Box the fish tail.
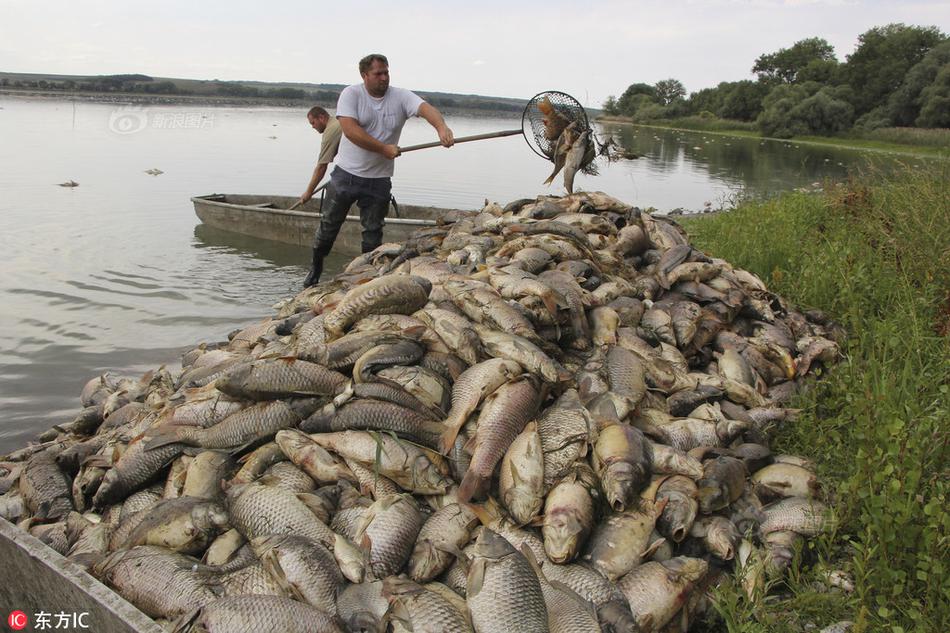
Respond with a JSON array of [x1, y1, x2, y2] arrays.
[[540, 290, 559, 317], [438, 415, 464, 455], [143, 425, 187, 451], [457, 469, 488, 504]]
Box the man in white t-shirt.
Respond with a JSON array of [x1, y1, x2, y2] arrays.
[[303, 53, 454, 287]]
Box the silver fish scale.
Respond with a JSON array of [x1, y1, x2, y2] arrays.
[[303, 400, 440, 448], [358, 496, 424, 578], [338, 581, 388, 633], [255, 535, 342, 615], [540, 561, 625, 607], [537, 390, 592, 490], [20, 451, 72, 520], [395, 586, 473, 633], [325, 276, 430, 335], [218, 359, 347, 400], [262, 461, 317, 493], [760, 497, 829, 536], [94, 440, 185, 508], [97, 546, 221, 618], [185, 595, 344, 633], [466, 378, 539, 489], [536, 574, 601, 633], [229, 483, 334, 547], [344, 458, 402, 498], [221, 562, 286, 597], [468, 550, 549, 633], [294, 315, 327, 359], [656, 419, 719, 452], [331, 506, 367, 542], [168, 393, 244, 429], [176, 401, 301, 450], [410, 503, 478, 582], [606, 345, 647, 404]]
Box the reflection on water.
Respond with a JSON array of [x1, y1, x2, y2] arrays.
[[193, 223, 310, 268], [0, 97, 912, 451]]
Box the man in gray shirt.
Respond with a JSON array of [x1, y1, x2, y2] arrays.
[[303, 53, 454, 287]]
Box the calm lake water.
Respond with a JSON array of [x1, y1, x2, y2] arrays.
[[0, 96, 914, 451]]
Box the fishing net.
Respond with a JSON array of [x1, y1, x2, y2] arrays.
[[521, 91, 598, 174]]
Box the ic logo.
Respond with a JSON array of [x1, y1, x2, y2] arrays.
[[7, 611, 27, 630], [108, 106, 149, 135]]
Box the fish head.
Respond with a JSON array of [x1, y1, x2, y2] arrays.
[[214, 363, 253, 394], [502, 486, 543, 526], [345, 611, 386, 633], [407, 540, 443, 583], [196, 502, 231, 533], [541, 510, 584, 563], [663, 556, 709, 583], [274, 429, 310, 456], [657, 496, 698, 543], [413, 455, 451, 494], [597, 600, 639, 633], [603, 462, 648, 513], [697, 485, 727, 514], [472, 528, 514, 560]]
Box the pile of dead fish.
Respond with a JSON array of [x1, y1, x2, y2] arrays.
[[0, 191, 843, 633]]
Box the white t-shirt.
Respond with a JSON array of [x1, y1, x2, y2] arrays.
[[334, 84, 425, 178]]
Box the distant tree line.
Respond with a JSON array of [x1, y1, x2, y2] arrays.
[[0, 74, 341, 103], [0, 74, 525, 113], [602, 23, 950, 137]]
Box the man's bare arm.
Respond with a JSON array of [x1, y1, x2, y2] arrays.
[[299, 162, 328, 204], [417, 103, 455, 147], [338, 116, 400, 159]]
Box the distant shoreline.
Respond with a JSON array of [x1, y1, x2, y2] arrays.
[[0, 88, 524, 119]]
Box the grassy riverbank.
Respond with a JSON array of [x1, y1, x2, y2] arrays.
[[599, 116, 950, 158], [681, 165, 950, 632]]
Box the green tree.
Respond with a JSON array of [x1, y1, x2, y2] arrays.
[[602, 95, 619, 115], [793, 87, 855, 135], [846, 23, 947, 116], [757, 83, 813, 137], [753, 37, 837, 83], [654, 78, 686, 106], [687, 84, 727, 116], [884, 40, 950, 126], [617, 83, 657, 116], [917, 64, 950, 127], [719, 80, 769, 121]]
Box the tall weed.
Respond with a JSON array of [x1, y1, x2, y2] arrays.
[[683, 163, 950, 632]]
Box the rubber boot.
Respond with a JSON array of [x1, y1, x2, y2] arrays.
[[303, 248, 324, 288]]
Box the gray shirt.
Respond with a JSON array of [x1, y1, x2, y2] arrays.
[[334, 84, 424, 178]]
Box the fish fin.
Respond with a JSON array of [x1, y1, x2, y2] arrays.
[[540, 291, 559, 317], [457, 470, 486, 504], [462, 433, 478, 455], [519, 543, 543, 576], [462, 500, 494, 527], [467, 558, 486, 597], [169, 607, 201, 633], [641, 536, 667, 560], [527, 515, 546, 527], [80, 454, 112, 469], [438, 416, 466, 456], [142, 426, 185, 451]]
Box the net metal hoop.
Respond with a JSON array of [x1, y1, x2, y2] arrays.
[[521, 90, 592, 162]]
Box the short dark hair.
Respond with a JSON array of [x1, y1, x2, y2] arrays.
[[359, 54, 389, 75], [307, 106, 329, 119]]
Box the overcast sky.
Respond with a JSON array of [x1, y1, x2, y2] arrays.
[[1, 0, 948, 107]]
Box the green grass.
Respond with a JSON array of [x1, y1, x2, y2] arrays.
[[681, 164, 950, 632], [598, 116, 950, 157], [858, 127, 950, 149]]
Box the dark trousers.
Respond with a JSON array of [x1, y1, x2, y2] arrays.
[[313, 167, 391, 256]]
